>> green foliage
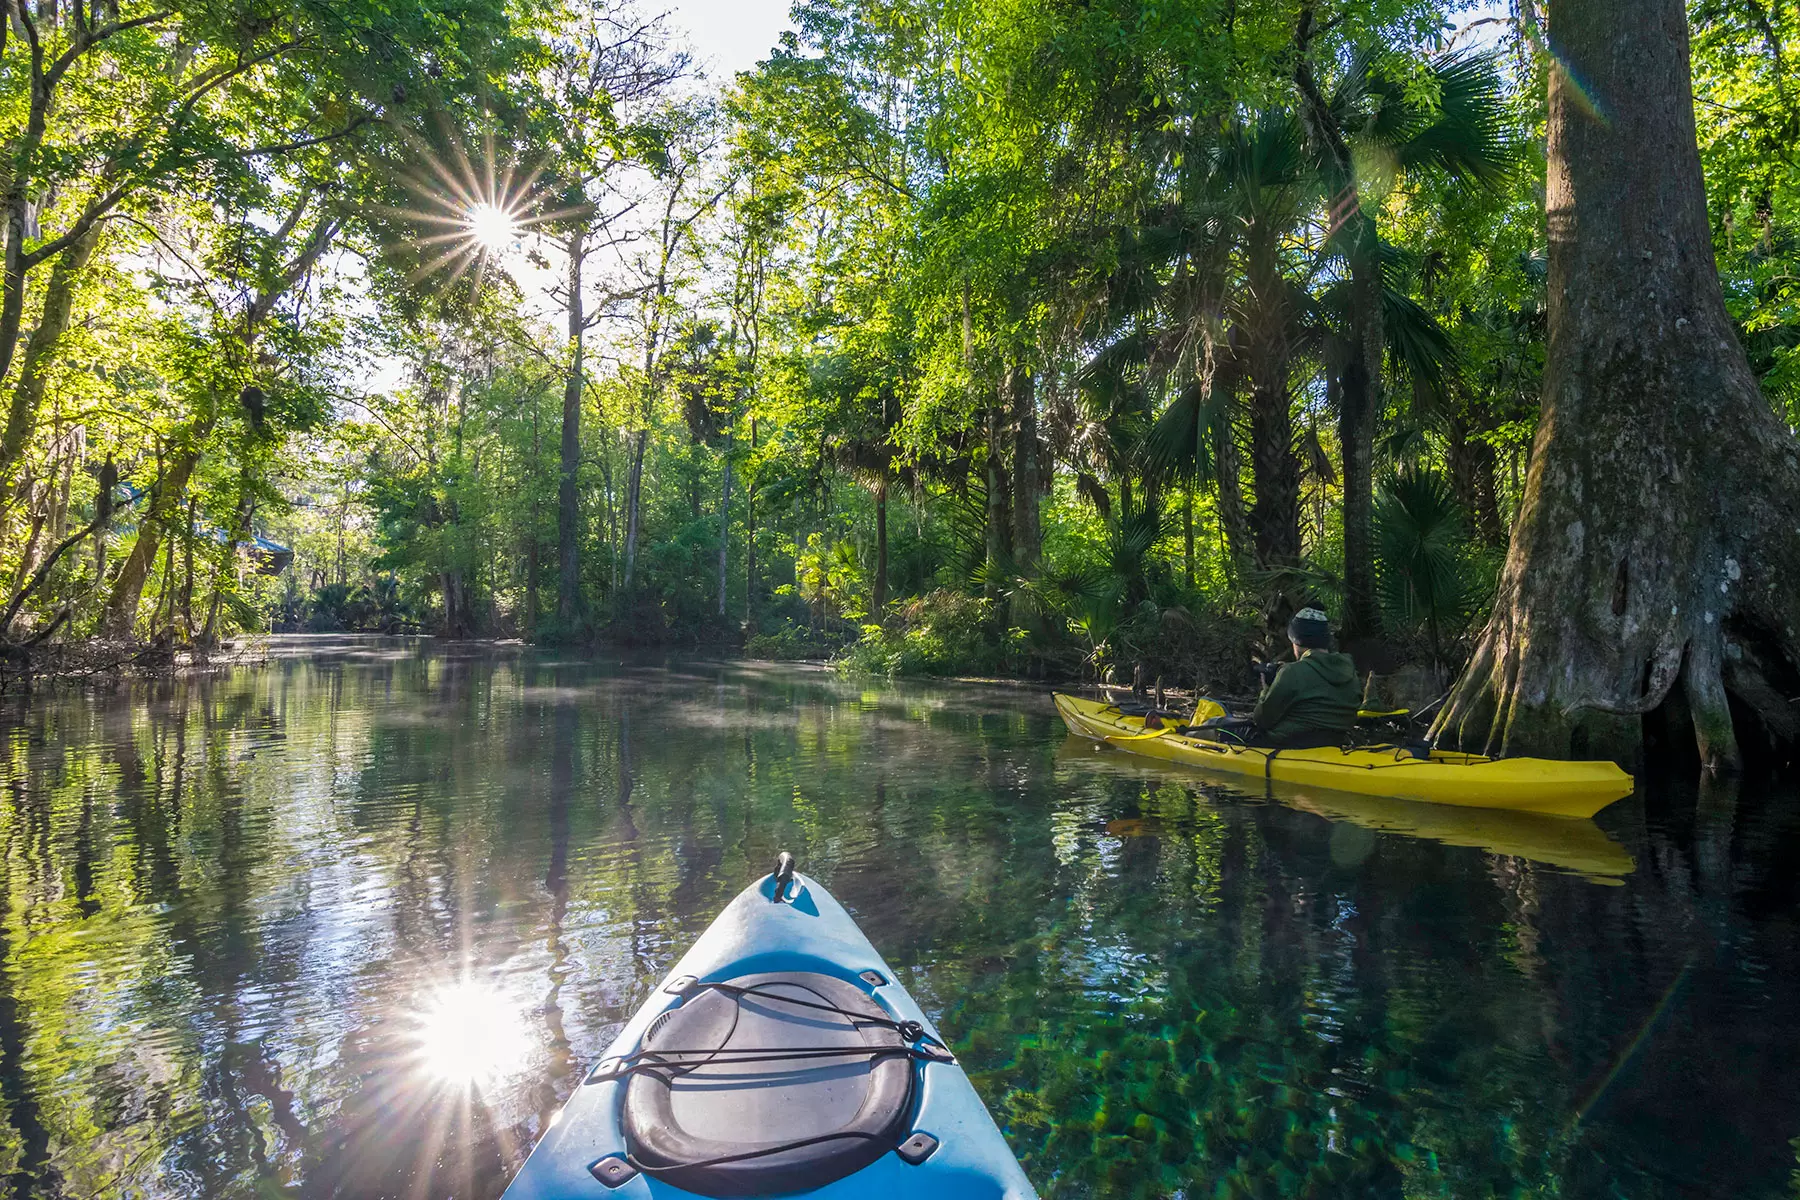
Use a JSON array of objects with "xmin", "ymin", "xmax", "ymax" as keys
[
  {"xmin": 841, "ymin": 590, "xmax": 999, "ymax": 677},
  {"xmin": 1692, "ymin": 0, "xmax": 1800, "ymax": 428},
  {"xmin": 4, "ymin": 0, "xmax": 1792, "ymax": 697},
  {"xmin": 1374, "ymin": 467, "xmax": 1493, "ymax": 665}
]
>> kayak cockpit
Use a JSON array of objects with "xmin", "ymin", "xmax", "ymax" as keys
[{"xmin": 599, "ymin": 971, "xmax": 930, "ymax": 1194}]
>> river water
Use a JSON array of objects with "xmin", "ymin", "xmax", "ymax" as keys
[{"xmin": 0, "ymin": 637, "xmax": 1795, "ymax": 1199}]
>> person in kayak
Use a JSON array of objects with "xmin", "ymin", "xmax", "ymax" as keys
[{"xmin": 1246, "ymin": 607, "xmax": 1361, "ymax": 748}]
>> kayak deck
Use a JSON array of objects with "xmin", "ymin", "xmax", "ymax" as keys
[
  {"xmin": 1054, "ymin": 693, "xmax": 1634, "ymax": 819},
  {"xmin": 504, "ymin": 862, "xmax": 1036, "ymax": 1199}
]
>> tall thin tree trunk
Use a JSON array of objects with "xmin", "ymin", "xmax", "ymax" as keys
[
  {"xmin": 1247, "ymin": 374, "xmax": 1300, "ymax": 568},
  {"xmin": 1183, "ymin": 490, "xmax": 1196, "ymax": 587},
  {"xmin": 1243, "ymin": 226, "xmax": 1301, "ymax": 572},
  {"xmin": 1008, "ymin": 361, "xmax": 1040, "ymax": 577},
  {"xmin": 623, "ymin": 430, "xmax": 648, "ymax": 590},
  {"xmin": 556, "ymin": 228, "xmax": 586, "ymax": 627},
  {"xmin": 718, "ymin": 436, "xmax": 731, "ymax": 619},
  {"xmin": 983, "ymin": 402, "xmax": 1009, "ymax": 598},
  {"xmin": 1213, "ymin": 399, "xmax": 1250, "ymax": 573},
  {"xmin": 1296, "ymin": 1, "xmax": 1382, "ymax": 638},
  {"xmin": 525, "ymin": 400, "xmax": 541, "ymax": 637},
  {"xmin": 181, "ymin": 497, "xmax": 196, "ymax": 638},
  {"xmin": 873, "ymin": 476, "xmax": 888, "ymax": 612},
  {"xmin": 1337, "ymin": 276, "xmax": 1381, "ymax": 635},
  {"xmin": 1436, "ymin": 0, "xmax": 1800, "ymax": 768},
  {"xmin": 745, "ymin": 417, "xmax": 758, "ymax": 630},
  {"xmin": 1446, "ymin": 412, "xmax": 1507, "ymax": 548}
]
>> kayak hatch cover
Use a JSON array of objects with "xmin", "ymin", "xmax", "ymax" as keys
[{"xmin": 503, "ymin": 853, "xmax": 1038, "ymax": 1200}]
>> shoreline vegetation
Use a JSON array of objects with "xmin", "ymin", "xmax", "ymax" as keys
[{"xmin": 0, "ymin": 0, "xmax": 1795, "ymax": 766}]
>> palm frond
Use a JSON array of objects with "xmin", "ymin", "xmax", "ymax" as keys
[
  {"xmin": 1374, "ymin": 467, "xmax": 1469, "ymax": 632},
  {"xmin": 1145, "ymin": 379, "xmax": 1229, "ymax": 486},
  {"xmin": 1383, "ymin": 288, "xmax": 1456, "ymax": 394},
  {"xmin": 1397, "ymin": 52, "xmax": 1517, "ymax": 191}
]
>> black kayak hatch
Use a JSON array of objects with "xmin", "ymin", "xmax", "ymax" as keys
[{"xmin": 619, "ymin": 971, "xmax": 919, "ymax": 1196}]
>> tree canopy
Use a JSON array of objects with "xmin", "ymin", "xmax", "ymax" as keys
[{"xmin": 0, "ymin": 0, "xmax": 1795, "ymax": 759}]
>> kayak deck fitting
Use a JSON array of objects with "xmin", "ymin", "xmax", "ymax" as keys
[
  {"xmin": 1054, "ymin": 693, "xmax": 1634, "ymax": 819},
  {"xmin": 503, "ymin": 854, "xmax": 1037, "ymax": 1199}
]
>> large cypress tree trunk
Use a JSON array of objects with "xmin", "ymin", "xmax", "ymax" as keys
[{"xmin": 1435, "ymin": 0, "xmax": 1800, "ymax": 769}]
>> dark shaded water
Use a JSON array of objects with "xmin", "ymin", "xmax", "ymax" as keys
[{"xmin": 0, "ymin": 638, "xmax": 1797, "ymax": 1199}]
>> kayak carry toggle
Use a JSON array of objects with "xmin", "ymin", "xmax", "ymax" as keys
[
  {"xmin": 771, "ymin": 851, "xmax": 796, "ymax": 902},
  {"xmin": 587, "ymin": 1156, "xmax": 638, "ymax": 1189}
]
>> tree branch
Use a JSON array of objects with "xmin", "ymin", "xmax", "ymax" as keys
[
  {"xmin": 0, "ymin": 504, "xmax": 111, "ymax": 635},
  {"xmin": 45, "ymin": 8, "xmax": 173, "ymax": 88},
  {"xmin": 242, "ymin": 114, "xmax": 378, "ymax": 158},
  {"xmin": 20, "ymin": 179, "xmax": 129, "ymax": 269}
]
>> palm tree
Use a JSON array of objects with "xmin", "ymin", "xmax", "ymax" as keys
[
  {"xmin": 1373, "ymin": 466, "xmax": 1471, "ymax": 681},
  {"xmin": 1295, "ymin": 46, "xmax": 1516, "ymax": 637}
]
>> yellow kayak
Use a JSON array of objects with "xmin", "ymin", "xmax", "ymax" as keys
[
  {"xmin": 1053, "ymin": 693, "xmax": 1634, "ymax": 819},
  {"xmin": 1057, "ymin": 737, "xmax": 1634, "ymax": 882}
]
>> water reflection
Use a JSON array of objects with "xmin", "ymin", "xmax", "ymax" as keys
[
  {"xmin": 0, "ymin": 637, "xmax": 1793, "ymax": 1198},
  {"xmin": 415, "ymin": 980, "xmax": 532, "ymax": 1088}
]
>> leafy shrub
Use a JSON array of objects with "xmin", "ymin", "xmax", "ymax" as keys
[
  {"xmin": 744, "ymin": 619, "xmax": 849, "ymax": 661},
  {"xmin": 839, "ymin": 589, "xmax": 1000, "ymax": 676}
]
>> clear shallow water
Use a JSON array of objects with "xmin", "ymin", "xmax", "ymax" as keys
[{"xmin": 0, "ymin": 636, "xmax": 1796, "ymax": 1199}]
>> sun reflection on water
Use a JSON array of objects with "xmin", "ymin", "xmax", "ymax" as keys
[{"xmin": 414, "ymin": 980, "xmax": 529, "ymax": 1089}]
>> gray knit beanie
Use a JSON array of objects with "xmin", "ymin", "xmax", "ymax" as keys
[{"xmin": 1286, "ymin": 606, "xmax": 1331, "ymax": 649}]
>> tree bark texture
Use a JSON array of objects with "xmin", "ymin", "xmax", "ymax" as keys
[
  {"xmin": 1434, "ymin": 0, "xmax": 1800, "ymax": 769},
  {"xmin": 1336, "ymin": 264, "xmax": 1382, "ymax": 637},
  {"xmin": 1247, "ymin": 372, "xmax": 1300, "ymax": 568},
  {"xmin": 556, "ymin": 228, "xmax": 586, "ymax": 625},
  {"xmin": 745, "ymin": 417, "xmax": 758, "ymax": 630}
]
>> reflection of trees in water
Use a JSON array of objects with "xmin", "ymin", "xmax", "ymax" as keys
[{"xmin": 0, "ymin": 656, "xmax": 1797, "ymax": 1196}]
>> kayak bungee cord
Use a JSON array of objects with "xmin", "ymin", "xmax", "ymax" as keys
[
  {"xmin": 624, "ymin": 1128, "xmax": 894, "ymax": 1177},
  {"xmin": 604, "ymin": 1044, "xmax": 945, "ymax": 1077},
  {"xmin": 585, "ymin": 975, "xmax": 953, "ymax": 1182},
  {"xmin": 671, "ymin": 978, "xmax": 950, "ymax": 1047},
  {"xmin": 585, "ymin": 977, "xmax": 956, "ymax": 1085}
]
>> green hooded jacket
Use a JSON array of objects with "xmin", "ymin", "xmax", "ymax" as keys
[{"xmin": 1252, "ymin": 650, "xmax": 1361, "ymax": 745}]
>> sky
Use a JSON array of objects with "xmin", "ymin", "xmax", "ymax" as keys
[{"xmin": 671, "ymin": 0, "xmax": 796, "ymax": 83}]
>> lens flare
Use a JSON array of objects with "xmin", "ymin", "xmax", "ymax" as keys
[
  {"xmin": 385, "ymin": 130, "xmax": 577, "ymax": 292},
  {"xmin": 414, "ymin": 980, "xmax": 529, "ymax": 1088},
  {"xmin": 465, "ymin": 203, "xmax": 519, "ymax": 254}
]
